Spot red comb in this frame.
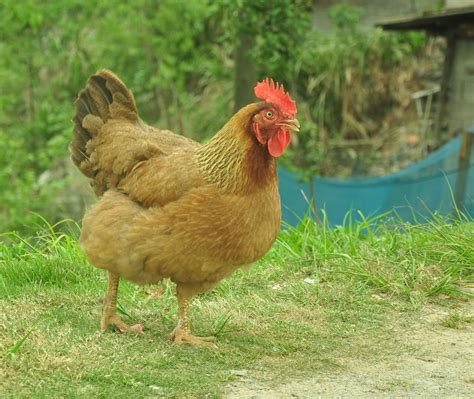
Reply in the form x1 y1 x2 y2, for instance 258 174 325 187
254 78 297 117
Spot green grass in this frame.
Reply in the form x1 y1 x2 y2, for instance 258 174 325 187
0 215 473 398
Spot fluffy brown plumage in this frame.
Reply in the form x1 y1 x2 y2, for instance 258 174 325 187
71 70 299 345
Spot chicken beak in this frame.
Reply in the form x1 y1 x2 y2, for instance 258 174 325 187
278 118 300 132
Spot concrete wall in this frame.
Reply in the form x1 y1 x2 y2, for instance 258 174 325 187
446 0 474 131
312 0 440 33
446 0 474 7
447 39 474 131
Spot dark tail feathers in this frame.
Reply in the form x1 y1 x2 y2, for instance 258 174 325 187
70 70 138 177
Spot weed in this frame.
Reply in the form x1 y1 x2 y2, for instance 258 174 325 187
441 311 474 329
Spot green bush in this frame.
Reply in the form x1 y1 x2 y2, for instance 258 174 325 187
0 1 427 232
284 3 426 179
0 0 235 232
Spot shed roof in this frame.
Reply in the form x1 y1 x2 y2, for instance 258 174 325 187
377 6 474 34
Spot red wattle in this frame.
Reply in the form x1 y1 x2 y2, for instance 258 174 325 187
268 129 291 157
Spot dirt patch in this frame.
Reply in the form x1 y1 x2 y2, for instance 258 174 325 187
227 302 473 398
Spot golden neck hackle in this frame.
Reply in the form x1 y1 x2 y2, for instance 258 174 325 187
196 103 277 194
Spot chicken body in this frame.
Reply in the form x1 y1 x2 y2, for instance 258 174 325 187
80 151 280 291
71 70 296 345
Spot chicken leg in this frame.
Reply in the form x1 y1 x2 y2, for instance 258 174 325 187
100 271 144 333
170 284 216 347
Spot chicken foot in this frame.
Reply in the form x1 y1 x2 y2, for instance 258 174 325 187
170 285 216 347
100 271 144 333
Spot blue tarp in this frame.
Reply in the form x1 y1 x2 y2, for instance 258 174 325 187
279 128 474 226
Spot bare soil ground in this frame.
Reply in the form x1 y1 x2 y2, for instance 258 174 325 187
227 301 474 398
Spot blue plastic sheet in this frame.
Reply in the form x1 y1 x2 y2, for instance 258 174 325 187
279 128 474 226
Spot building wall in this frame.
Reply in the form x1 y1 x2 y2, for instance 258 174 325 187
312 0 441 33
446 0 474 7
446 0 474 131
448 39 474 131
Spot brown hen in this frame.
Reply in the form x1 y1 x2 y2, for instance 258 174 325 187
70 70 299 346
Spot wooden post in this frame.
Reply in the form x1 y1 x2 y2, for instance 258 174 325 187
454 131 474 212
234 28 257 113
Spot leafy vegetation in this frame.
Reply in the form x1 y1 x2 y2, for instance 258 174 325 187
1 1 434 232
0 0 235 231
290 3 429 179
0 216 472 396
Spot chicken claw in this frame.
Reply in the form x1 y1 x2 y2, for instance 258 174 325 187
100 313 144 333
100 272 144 334
171 285 216 347
170 327 216 347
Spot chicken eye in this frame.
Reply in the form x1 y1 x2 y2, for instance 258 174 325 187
265 111 273 119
